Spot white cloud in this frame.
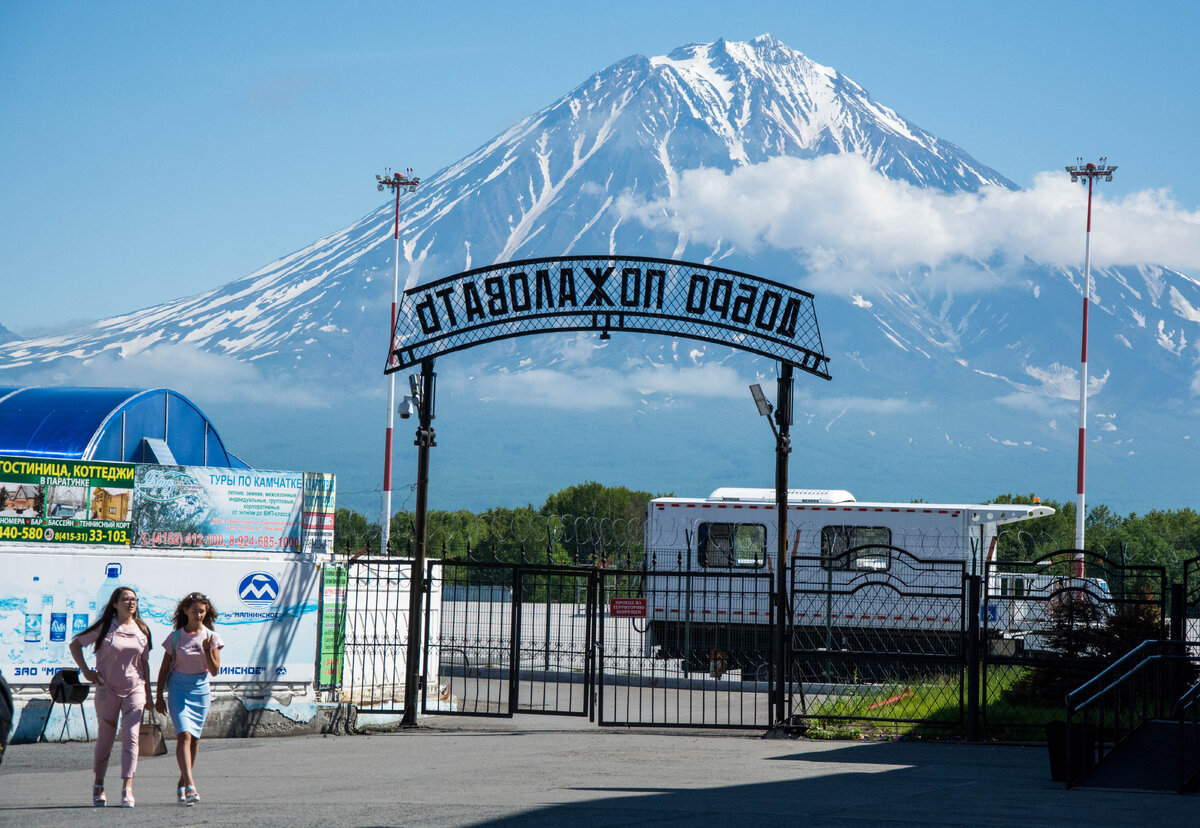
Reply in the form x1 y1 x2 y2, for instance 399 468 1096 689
13 345 328 408
993 362 1108 404
464 362 748 410
621 155 1200 294
456 360 923 415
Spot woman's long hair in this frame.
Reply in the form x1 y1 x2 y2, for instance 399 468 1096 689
76 586 152 653
172 592 219 631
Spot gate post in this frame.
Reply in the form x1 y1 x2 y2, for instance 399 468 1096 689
772 363 794 726
401 358 436 726
1171 583 1185 643
966 574 981 742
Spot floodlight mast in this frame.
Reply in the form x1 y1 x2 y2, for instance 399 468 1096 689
1064 159 1116 572
376 168 421 556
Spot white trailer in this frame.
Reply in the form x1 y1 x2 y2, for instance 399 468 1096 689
641 487 1057 674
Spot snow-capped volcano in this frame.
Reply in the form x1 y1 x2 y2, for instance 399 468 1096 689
2 34 1197 516
0 35 1014 374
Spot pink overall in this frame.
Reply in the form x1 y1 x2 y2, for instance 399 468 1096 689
74 622 151 779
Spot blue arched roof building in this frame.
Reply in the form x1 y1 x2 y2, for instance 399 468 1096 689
0 386 247 468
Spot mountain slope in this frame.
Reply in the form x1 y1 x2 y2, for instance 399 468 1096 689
0 34 1016 377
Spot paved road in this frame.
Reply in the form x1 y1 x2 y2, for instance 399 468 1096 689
1 715 1195 827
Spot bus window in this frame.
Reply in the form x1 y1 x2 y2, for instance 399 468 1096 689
698 523 766 568
820 526 892 571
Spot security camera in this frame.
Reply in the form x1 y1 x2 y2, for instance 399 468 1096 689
398 395 417 419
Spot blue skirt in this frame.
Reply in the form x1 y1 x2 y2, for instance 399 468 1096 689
167 671 211 738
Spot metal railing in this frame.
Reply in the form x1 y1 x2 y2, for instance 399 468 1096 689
1065 639 1200 791
1173 673 1200 793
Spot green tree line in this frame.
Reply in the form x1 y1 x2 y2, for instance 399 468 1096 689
336 486 1200 588
334 481 659 567
991 493 1200 587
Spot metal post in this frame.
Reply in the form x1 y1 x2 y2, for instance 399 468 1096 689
545 531 552 675
773 363 794 724
966 574 981 741
376 168 420 557
400 358 435 726
1171 583 1185 643
1064 159 1116 568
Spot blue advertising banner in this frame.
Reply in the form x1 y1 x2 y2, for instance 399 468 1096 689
132 466 334 554
1 552 318 685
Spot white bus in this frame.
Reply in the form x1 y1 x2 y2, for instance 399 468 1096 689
641 487 1060 674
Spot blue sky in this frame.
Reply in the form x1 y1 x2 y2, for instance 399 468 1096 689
2 1 1197 334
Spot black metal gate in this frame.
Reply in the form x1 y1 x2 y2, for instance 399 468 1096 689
424 560 595 717
341 557 415 716
597 566 774 728
1185 556 1200 645
423 559 773 727
787 545 968 728
982 550 1167 734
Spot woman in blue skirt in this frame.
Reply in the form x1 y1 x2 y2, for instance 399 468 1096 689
154 592 223 807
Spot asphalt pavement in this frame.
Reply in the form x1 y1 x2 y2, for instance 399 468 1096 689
1 714 1195 827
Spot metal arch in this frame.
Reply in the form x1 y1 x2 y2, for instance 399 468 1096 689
388 255 831 380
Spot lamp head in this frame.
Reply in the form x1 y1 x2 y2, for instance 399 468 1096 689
749 384 772 417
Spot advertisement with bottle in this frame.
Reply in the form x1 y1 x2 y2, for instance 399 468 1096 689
131 465 335 555
0 455 134 546
1 552 319 686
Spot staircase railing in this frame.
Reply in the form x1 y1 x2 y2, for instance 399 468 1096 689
1174 675 1200 793
1065 640 1200 790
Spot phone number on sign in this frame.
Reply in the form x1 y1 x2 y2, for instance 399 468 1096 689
138 531 300 550
0 525 130 544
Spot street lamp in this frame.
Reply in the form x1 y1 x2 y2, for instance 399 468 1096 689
749 361 794 726
376 168 420 556
1064 159 1116 572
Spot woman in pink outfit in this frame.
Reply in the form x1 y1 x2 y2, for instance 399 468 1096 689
68 587 153 808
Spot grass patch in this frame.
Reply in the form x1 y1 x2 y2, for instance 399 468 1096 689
795 664 1064 741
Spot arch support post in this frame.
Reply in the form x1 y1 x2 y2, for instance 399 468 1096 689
772 362 794 725
401 357 436 726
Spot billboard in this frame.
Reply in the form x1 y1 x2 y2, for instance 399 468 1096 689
0 455 134 546
131 466 335 554
1 552 319 686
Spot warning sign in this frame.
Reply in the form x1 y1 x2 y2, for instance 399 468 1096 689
609 597 646 618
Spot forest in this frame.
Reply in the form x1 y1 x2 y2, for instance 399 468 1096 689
333 484 1200 587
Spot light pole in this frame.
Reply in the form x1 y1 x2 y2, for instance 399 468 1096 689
1064 159 1116 571
401 360 435 726
376 168 420 555
750 361 794 725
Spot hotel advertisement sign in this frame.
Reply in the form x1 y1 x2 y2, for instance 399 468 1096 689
0 455 133 546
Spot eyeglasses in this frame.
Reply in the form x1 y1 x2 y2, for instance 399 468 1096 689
187 592 207 602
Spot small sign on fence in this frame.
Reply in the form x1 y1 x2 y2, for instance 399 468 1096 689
609 597 646 618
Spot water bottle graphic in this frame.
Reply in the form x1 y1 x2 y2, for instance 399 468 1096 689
49 579 68 662
95 562 122 618
24 576 43 661
41 591 52 655
71 581 93 638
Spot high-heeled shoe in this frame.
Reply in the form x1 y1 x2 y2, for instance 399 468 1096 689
177 786 188 806
185 784 199 806
92 784 106 807
120 788 134 808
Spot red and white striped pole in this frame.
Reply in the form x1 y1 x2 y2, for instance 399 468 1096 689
1065 159 1116 574
376 169 420 556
